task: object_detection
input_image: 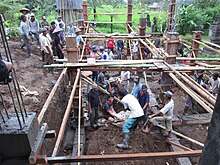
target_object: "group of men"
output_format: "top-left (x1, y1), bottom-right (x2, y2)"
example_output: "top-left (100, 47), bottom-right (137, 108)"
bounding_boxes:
top-left (19, 7), bottom-right (66, 64)
top-left (87, 71), bottom-right (175, 149)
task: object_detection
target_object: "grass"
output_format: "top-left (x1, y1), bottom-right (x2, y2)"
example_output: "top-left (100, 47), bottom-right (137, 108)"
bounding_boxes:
top-left (88, 7), bottom-right (168, 33)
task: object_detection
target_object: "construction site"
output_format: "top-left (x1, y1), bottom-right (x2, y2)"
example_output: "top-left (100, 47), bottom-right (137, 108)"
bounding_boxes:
top-left (0, 0), bottom-right (220, 165)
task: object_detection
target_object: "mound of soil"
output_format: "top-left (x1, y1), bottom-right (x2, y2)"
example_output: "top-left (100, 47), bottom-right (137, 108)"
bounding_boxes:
top-left (85, 125), bottom-right (178, 165)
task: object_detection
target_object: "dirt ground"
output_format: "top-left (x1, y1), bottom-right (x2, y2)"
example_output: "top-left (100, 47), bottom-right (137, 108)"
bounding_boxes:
top-left (0, 39), bottom-right (67, 155)
top-left (1, 39), bottom-right (208, 164)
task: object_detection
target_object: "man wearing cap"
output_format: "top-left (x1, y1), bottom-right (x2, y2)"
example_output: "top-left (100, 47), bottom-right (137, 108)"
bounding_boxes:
top-left (29, 13), bottom-right (40, 47)
top-left (137, 85), bottom-right (150, 119)
top-left (142, 91), bottom-right (174, 137)
top-left (53, 26), bottom-right (64, 60)
top-left (117, 88), bottom-right (144, 149)
top-left (20, 15), bottom-right (31, 56)
top-left (103, 94), bottom-right (122, 123)
top-left (90, 45), bottom-right (99, 81)
top-left (40, 28), bottom-right (53, 64)
top-left (88, 84), bottom-right (102, 128)
top-left (55, 16), bottom-right (65, 30)
top-left (41, 16), bottom-right (49, 28)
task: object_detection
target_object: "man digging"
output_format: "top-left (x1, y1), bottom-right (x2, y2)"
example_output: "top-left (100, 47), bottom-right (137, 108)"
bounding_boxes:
top-left (142, 91), bottom-right (174, 137)
top-left (117, 88), bottom-right (144, 149)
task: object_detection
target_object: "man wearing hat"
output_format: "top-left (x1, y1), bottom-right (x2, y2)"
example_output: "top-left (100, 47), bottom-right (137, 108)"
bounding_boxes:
top-left (75, 28), bottom-right (84, 47)
top-left (41, 16), bottom-right (49, 28)
top-left (40, 28), bottom-right (53, 64)
top-left (88, 84), bottom-right (102, 128)
top-left (29, 13), bottom-right (40, 47)
top-left (53, 26), bottom-right (64, 60)
top-left (137, 85), bottom-right (150, 119)
top-left (131, 76), bottom-right (142, 98)
top-left (142, 91), bottom-right (174, 137)
top-left (55, 16), bottom-right (65, 30)
top-left (20, 8), bottom-right (30, 24)
top-left (20, 15), bottom-right (31, 56)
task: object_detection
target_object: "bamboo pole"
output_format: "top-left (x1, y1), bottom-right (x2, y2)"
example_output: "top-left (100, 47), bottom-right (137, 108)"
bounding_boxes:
top-left (88, 11), bottom-right (168, 15)
top-left (202, 40), bottom-right (220, 49)
top-left (139, 39), bottom-right (161, 58)
top-left (138, 43), bottom-right (148, 84)
top-left (164, 61), bottom-right (216, 106)
top-left (78, 78), bottom-right (82, 158)
top-left (52, 69), bottom-right (81, 157)
top-left (166, 140), bottom-right (194, 151)
top-left (157, 124), bottom-right (204, 147)
top-left (128, 40), bottom-right (133, 60)
top-left (169, 72), bottom-right (213, 114)
top-left (85, 21), bottom-right (127, 24)
top-left (182, 72), bottom-right (216, 101)
top-left (192, 39), bottom-right (220, 54)
top-left (127, 23), bottom-right (134, 33)
top-left (38, 68), bottom-right (67, 123)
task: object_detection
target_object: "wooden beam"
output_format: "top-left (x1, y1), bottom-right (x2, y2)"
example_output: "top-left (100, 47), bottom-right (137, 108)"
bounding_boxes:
top-left (37, 68), bottom-right (67, 123)
top-left (192, 39), bottom-right (220, 54)
top-left (52, 69), bottom-right (81, 157)
top-left (166, 140), bottom-right (193, 151)
top-left (85, 21), bottom-right (127, 24)
top-left (45, 150), bottom-right (202, 163)
top-left (157, 124), bottom-right (204, 147)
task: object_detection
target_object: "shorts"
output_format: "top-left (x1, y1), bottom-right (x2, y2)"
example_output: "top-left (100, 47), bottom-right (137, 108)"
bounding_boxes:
top-left (0, 60), bottom-right (8, 81)
top-left (103, 114), bottom-right (114, 120)
top-left (150, 116), bottom-right (172, 131)
top-left (30, 32), bottom-right (40, 40)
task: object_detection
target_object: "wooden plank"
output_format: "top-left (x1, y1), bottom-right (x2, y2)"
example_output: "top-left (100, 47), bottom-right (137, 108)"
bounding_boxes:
top-left (45, 150), bottom-right (202, 163)
top-left (38, 68), bottom-right (67, 123)
top-left (167, 134), bottom-right (193, 165)
top-left (195, 61), bottom-right (215, 68)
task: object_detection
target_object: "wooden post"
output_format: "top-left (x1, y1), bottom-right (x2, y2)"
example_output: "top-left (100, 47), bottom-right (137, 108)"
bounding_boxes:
top-left (166, 0), bottom-right (176, 33)
top-left (139, 17), bottom-right (146, 59)
top-left (192, 31), bottom-right (203, 57)
top-left (126, 0), bottom-right (133, 56)
top-left (82, 1), bottom-right (88, 22)
top-left (161, 32), bottom-right (179, 91)
top-left (66, 37), bottom-right (79, 84)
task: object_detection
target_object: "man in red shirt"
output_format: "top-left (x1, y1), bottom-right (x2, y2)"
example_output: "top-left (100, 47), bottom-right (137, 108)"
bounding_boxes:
top-left (107, 37), bottom-right (114, 53)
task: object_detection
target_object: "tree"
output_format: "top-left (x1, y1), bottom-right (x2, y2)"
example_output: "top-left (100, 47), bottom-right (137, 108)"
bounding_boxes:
top-left (87, 0), bottom-right (103, 21)
top-left (194, 0), bottom-right (220, 9)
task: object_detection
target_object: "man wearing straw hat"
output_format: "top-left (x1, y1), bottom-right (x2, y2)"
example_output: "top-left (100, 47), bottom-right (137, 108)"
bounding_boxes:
top-left (19, 8), bottom-right (30, 23)
top-left (53, 26), bottom-right (65, 60)
top-left (75, 28), bottom-right (84, 48)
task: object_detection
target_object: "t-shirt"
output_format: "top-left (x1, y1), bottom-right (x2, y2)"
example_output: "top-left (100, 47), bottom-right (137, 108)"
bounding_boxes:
top-left (76, 35), bottom-right (84, 46)
top-left (121, 94), bottom-right (144, 118)
top-left (88, 90), bottom-right (99, 107)
top-left (208, 78), bottom-right (220, 94)
top-left (97, 72), bottom-right (105, 86)
top-left (55, 20), bottom-right (65, 29)
top-left (131, 83), bottom-right (142, 98)
top-left (54, 34), bottom-right (62, 53)
top-left (20, 21), bottom-right (29, 37)
top-left (116, 40), bottom-right (124, 49)
top-left (103, 101), bottom-right (113, 116)
top-left (107, 39), bottom-right (114, 48)
top-left (137, 90), bottom-right (150, 108)
top-left (160, 99), bottom-right (174, 120)
top-left (121, 71), bottom-right (130, 81)
top-left (29, 19), bottom-right (39, 33)
top-left (40, 34), bottom-right (52, 54)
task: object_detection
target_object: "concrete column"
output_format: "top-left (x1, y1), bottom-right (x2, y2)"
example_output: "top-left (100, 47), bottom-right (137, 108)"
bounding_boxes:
top-left (166, 0), bottom-right (176, 33)
top-left (139, 17), bottom-right (146, 59)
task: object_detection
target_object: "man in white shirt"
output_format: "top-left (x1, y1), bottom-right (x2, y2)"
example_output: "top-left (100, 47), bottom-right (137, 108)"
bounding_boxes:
top-left (120, 71), bottom-right (130, 91)
top-left (40, 28), bottom-right (53, 64)
top-left (117, 88), bottom-right (144, 149)
top-left (55, 16), bottom-right (65, 30)
top-left (75, 28), bottom-right (84, 47)
top-left (143, 91), bottom-right (174, 137)
top-left (208, 72), bottom-right (220, 96)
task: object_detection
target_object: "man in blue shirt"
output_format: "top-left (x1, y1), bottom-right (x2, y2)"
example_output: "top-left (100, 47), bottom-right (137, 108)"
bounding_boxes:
top-left (131, 76), bottom-right (142, 98)
top-left (137, 85), bottom-right (150, 119)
